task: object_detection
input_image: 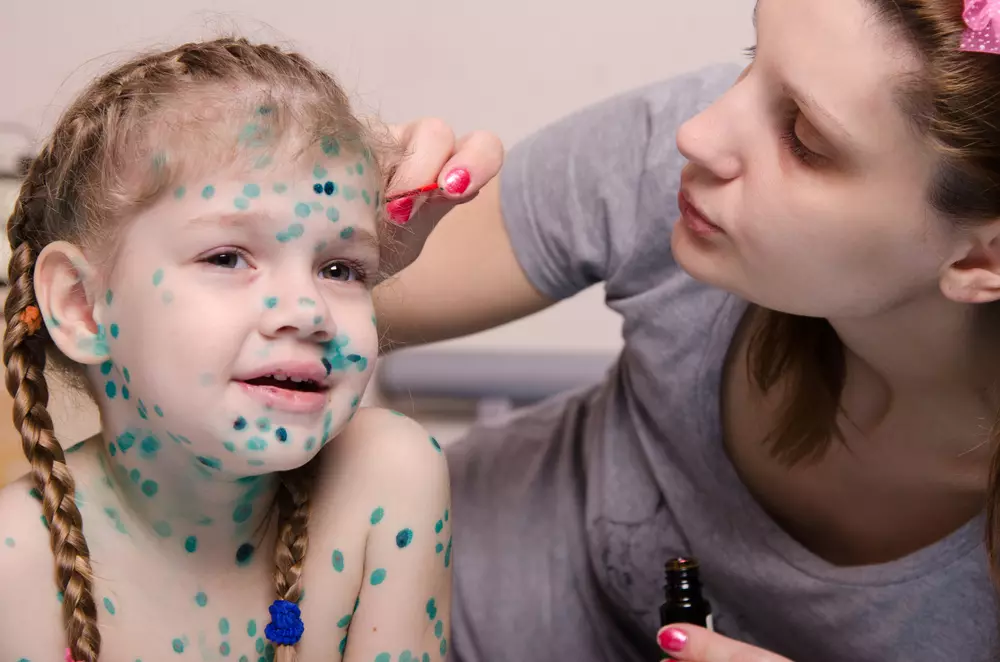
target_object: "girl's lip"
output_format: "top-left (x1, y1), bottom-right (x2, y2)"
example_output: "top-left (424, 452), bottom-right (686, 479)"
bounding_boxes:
top-left (235, 381), bottom-right (329, 413)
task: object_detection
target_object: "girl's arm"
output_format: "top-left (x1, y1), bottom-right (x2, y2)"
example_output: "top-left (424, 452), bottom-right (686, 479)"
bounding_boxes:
top-left (339, 409), bottom-right (452, 662)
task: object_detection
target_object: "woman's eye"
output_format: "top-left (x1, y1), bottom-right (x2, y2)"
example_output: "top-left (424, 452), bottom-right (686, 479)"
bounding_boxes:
top-left (204, 252), bottom-right (250, 269)
top-left (320, 261), bottom-right (361, 282)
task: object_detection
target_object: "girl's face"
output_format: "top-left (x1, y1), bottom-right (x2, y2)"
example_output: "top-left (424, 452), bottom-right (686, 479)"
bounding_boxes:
top-left (74, 139), bottom-right (381, 476)
top-left (672, 0), bottom-right (991, 318)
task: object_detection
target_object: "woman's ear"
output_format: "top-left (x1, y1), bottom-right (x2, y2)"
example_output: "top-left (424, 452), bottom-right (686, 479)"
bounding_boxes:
top-left (941, 226), bottom-right (1000, 304)
top-left (33, 241), bottom-right (109, 365)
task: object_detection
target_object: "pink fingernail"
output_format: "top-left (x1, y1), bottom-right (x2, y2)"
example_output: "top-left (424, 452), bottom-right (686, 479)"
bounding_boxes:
top-left (657, 628), bottom-right (688, 653)
top-left (444, 168), bottom-right (471, 195)
top-left (387, 197), bottom-right (414, 224)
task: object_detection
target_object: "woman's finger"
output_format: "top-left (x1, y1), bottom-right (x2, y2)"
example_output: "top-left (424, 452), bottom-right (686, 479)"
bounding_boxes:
top-left (434, 129), bottom-right (504, 201)
top-left (658, 626), bottom-right (793, 662)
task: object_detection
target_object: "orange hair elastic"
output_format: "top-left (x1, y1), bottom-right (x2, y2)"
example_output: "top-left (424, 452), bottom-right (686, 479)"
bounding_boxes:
top-left (19, 305), bottom-right (42, 335)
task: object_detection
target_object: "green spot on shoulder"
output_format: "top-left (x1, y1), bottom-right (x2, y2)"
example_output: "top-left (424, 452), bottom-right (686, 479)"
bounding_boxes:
top-left (396, 528), bottom-right (413, 548)
top-left (152, 269), bottom-right (164, 287)
top-left (370, 507), bottom-right (384, 525)
top-left (370, 568), bottom-right (386, 585)
top-left (321, 136), bottom-right (340, 156)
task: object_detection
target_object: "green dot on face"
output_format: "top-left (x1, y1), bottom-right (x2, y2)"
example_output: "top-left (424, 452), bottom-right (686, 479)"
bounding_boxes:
top-left (264, 296), bottom-right (278, 309)
top-left (396, 528), bottom-right (413, 548)
top-left (129, 468), bottom-right (140, 484)
top-left (340, 226), bottom-right (354, 239)
top-left (234, 196), bottom-right (250, 210)
top-left (223, 441), bottom-right (236, 452)
top-left (185, 536), bottom-right (198, 553)
top-left (100, 360), bottom-right (113, 375)
top-left (102, 596), bottom-right (115, 614)
top-left (153, 520), bottom-right (172, 537)
top-left (104, 381), bottom-right (117, 399)
top-left (233, 503), bottom-right (253, 523)
top-left (172, 638), bottom-right (184, 653)
top-left (195, 591), bottom-right (207, 606)
top-left (218, 617), bottom-right (230, 635)
top-left (313, 164), bottom-right (328, 179)
top-left (141, 480), bottom-right (159, 497)
top-left (243, 183), bottom-right (261, 198)
top-left (123, 367), bottom-right (131, 382)
top-left (201, 185), bottom-right (216, 199)
top-left (312, 315), bottom-right (323, 325)
top-left (3, 537), bottom-right (13, 547)
top-left (110, 323), bottom-right (119, 338)
top-left (370, 568), bottom-right (386, 585)
top-left (273, 182), bottom-right (288, 194)
top-left (332, 549), bottom-right (344, 572)
top-left (370, 507), bottom-right (384, 525)
top-left (325, 206), bottom-right (340, 222)
top-left (152, 269), bottom-right (164, 286)
top-left (154, 405), bottom-right (164, 417)
top-left (294, 202), bottom-right (311, 218)
top-left (220, 642), bottom-right (231, 656)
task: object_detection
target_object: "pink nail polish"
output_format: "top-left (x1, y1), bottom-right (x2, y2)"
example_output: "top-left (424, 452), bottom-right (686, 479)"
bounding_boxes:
top-left (444, 168), bottom-right (471, 195)
top-left (657, 628), bottom-right (688, 653)
top-left (387, 197), bottom-right (414, 224)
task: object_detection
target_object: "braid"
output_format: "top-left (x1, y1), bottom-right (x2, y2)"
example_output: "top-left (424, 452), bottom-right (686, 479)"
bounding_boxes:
top-left (3, 234), bottom-right (100, 660)
top-left (271, 466), bottom-right (316, 661)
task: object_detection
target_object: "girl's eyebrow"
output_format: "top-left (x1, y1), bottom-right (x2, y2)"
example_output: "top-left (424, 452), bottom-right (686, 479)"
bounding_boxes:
top-left (184, 211), bottom-right (381, 250)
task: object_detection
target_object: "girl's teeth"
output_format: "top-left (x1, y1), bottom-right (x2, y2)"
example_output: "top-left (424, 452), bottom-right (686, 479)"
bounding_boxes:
top-left (290, 377), bottom-right (305, 383)
top-left (272, 374), bottom-right (288, 381)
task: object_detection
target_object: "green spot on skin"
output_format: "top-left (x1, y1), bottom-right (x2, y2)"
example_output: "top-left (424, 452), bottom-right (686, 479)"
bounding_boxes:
top-left (313, 315), bottom-right (323, 325)
top-left (435, 620), bottom-right (443, 638)
top-left (441, 639), bottom-right (448, 656)
top-left (195, 591), bottom-right (207, 606)
top-left (332, 549), bottom-right (344, 572)
top-left (198, 456), bottom-right (222, 470)
top-left (435, 520), bottom-right (443, 534)
top-left (336, 613), bottom-right (352, 628)
top-left (129, 468), bottom-right (140, 484)
top-left (256, 417), bottom-right (271, 431)
top-left (310, 200), bottom-right (323, 212)
top-left (254, 155), bottom-right (273, 169)
top-left (370, 568), bottom-right (386, 585)
top-left (361, 190), bottom-right (371, 205)
top-left (264, 296), bottom-right (278, 309)
top-left (375, 654), bottom-right (390, 662)
top-left (140, 435), bottom-right (161, 459)
top-left (154, 405), bottom-right (164, 417)
top-left (122, 386), bottom-right (130, 400)
top-left (444, 536), bottom-right (452, 568)
top-left (298, 297), bottom-right (315, 307)
top-left (105, 381), bottom-right (117, 399)
top-left (174, 186), bottom-right (186, 199)
top-left (153, 520), bottom-right (172, 537)
top-left (118, 431), bottom-right (136, 453)
top-left (123, 367), bottom-right (131, 383)
top-left (294, 202), bottom-right (311, 218)
top-left (273, 183), bottom-right (287, 194)
top-left (396, 528), bottom-right (413, 548)
top-left (256, 637), bottom-right (265, 653)
top-left (247, 437), bottom-right (268, 451)
top-left (233, 502), bottom-right (253, 523)
top-left (313, 164), bottom-right (328, 179)
top-left (426, 598), bottom-right (437, 620)
top-left (172, 638), bottom-right (185, 653)
top-left (304, 436), bottom-right (316, 451)
top-left (110, 323), bottom-right (119, 338)
top-left (141, 480), bottom-right (159, 497)
top-left (57, 591), bottom-right (63, 603)
top-left (223, 441), bottom-right (236, 452)
top-left (185, 536), bottom-right (198, 553)
top-left (435, 542), bottom-right (443, 553)
top-left (221, 642), bottom-right (231, 656)
top-left (219, 617), bottom-right (230, 634)
top-left (340, 226), bottom-right (354, 239)
top-left (4, 537), bottom-right (14, 547)
top-left (430, 436), bottom-right (442, 452)
top-left (314, 240), bottom-right (328, 253)
top-left (276, 223), bottom-right (305, 242)
top-left (343, 185), bottom-right (357, 201)
top-left (326, 206), bottom-right (340, 222)
top-left (105, 290), bottom-right (113, 305)
top-left (162, 290), bottom-right (174, 304)
top-left (202, 185), bottom-right (216, 199)
top-left (152, 269), bottom-right (164, 286)
top-left (243, 183), bottom-right (261, 198)
top-left (103, 597), bottom-right (115, 615)
top-left (235, 196), bottom-right (250, 210)
top-left (371, 507), bottom-right (384, 525)
top-left (248, 619), bottom-right (257, 637)
top-left (321, 136), bottom-right (340, 156)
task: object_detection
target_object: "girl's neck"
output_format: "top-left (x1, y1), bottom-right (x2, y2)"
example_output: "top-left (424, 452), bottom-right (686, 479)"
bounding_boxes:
top-left (74, 431), bottom-right (281, 572)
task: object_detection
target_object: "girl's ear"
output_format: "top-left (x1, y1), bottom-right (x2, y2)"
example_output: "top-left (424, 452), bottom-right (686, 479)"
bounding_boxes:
top-left (33, 241), bottom-right (109, 365)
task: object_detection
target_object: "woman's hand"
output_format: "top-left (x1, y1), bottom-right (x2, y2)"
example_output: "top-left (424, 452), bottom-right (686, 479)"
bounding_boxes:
top-left (658, 626), bottom-right (794, 662)
top-left (379, 119), bottom-right (503, 275)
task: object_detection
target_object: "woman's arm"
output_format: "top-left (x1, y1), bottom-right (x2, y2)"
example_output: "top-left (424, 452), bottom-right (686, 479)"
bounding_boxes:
top-left (338, 409), bottom-right (453, 662)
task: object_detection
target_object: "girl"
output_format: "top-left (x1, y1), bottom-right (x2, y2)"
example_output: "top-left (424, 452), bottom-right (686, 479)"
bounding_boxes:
top-left (0, 37), bottom-right (466, 662)
top-left (378, 0), bottom-right (1000, 660)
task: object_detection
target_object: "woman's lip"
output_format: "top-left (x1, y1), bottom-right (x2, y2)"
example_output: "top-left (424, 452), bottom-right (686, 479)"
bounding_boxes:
top-left (235, 381), bottom-right (329, 413)
top-left (678, 190), bottom-right (724, 236)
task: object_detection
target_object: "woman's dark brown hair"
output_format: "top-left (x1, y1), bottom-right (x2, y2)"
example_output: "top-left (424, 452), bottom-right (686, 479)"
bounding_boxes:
top-left (3, 37), bottom-right (391, 662)
top-left (747, 0), bottom-right (1000, 585)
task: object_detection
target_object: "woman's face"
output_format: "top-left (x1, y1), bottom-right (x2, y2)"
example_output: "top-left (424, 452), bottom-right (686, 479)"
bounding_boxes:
top-left (672, 0), bottom-right (979, 318)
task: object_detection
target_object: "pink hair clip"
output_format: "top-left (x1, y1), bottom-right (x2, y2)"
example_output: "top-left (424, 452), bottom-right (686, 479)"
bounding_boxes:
top-left (961, 0), bottom-right (1000, 54)
top-left (65, 648), bottom-right (81, 662)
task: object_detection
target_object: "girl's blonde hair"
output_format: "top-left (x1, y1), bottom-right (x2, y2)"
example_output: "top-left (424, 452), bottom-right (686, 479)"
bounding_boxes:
top-left (4, 36), bottom-right (392, 662)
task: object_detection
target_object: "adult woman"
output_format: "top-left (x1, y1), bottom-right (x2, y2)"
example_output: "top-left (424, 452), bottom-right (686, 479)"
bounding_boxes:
top-left (381, 0), bottom-right (1000, 659)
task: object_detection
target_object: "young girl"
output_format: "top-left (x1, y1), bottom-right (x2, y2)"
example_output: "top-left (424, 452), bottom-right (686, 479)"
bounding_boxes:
top-left (0, 37), bottom-right (454, 662)
top-left (375, 0), bottom-right (1000, 660)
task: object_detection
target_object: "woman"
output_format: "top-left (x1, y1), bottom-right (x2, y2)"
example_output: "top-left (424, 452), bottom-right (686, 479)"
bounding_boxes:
top-left (380, 0), bottom-right (1000, 659)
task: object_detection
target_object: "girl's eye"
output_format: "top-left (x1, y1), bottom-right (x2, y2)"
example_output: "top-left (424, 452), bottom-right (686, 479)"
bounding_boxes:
top-left (203, 251), bottom-right (251, 269)
top-left (320, 261), bottom-right (362, 283)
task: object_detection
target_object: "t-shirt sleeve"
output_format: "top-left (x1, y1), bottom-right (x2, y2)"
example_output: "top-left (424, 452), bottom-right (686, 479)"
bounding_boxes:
top-left (500, 64), bottom-right (742, 301)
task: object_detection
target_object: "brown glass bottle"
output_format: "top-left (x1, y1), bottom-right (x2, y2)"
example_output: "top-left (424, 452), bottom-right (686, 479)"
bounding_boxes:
top-left (659, 557), bottom-right (713, 632)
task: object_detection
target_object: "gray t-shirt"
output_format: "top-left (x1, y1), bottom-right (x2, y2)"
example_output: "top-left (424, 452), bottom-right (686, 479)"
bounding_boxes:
top-left (445, 64), bottom-right (997, 662)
